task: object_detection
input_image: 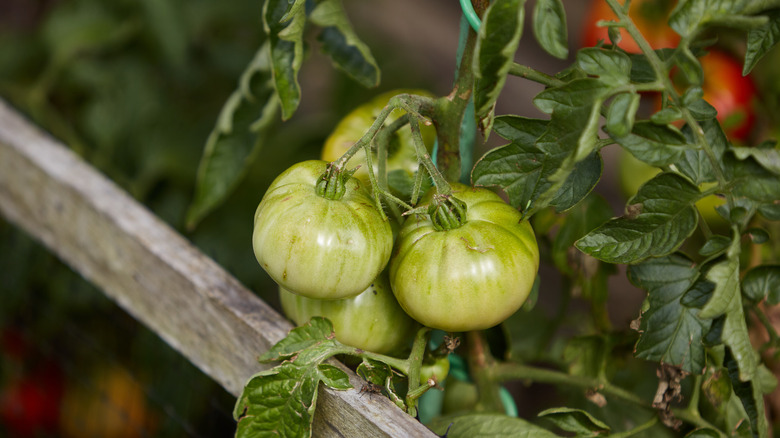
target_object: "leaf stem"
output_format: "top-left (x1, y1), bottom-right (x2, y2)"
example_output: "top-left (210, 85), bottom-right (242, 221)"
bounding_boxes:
top-left (508, 63), bottom-right (565, 87)
top-left (410, 118), bottom-right (451, 197)
top-left (405, 327), bottom-right (432, 417)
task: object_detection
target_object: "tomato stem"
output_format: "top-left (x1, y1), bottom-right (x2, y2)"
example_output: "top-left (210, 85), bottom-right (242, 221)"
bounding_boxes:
top-left (404, 327), bottom-right (432, 417)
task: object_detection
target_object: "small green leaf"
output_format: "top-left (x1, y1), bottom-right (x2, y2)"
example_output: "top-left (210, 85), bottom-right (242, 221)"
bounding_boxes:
top-left (534, 78), bottom-right (610, 114)
top-left (356, 358), bottom-right (393, 386)
top-left (686, 98), bottom-right (718, 121)
top-left (725, 349), bottom-right (769, 438)
top-left (473, 0), bottom-right (526, 126)
top-left (576, 48), bottom-right (631, 83)
top-left (538, 407), bottom-right (610, 436)
top-left (532, 0), bottom-right (568, 59)
top-left (605, 92), bottom-right (640, 138)
top-left (700, 235), bottom-right (758, 382)
top-left (309, 0), bottom-right (380, 88)
top-left (186, 44), bottom-right (279, 229)
top-left (731, 144), bottom-right (780, 175)
top-left (742, 265), bottom-right (780, 305)
top-left (744, 10), bottom-right (780, 74)
top-left (576, 173), bottom-right (701, 264)
top-left (264, 0), bottom-right (307, 120)
top-left (650, 107), bottom-right (683, 125)
top-left (259, 317), bottom-right (339, 363)
top-left (758, 204), bottom-right (780, 220)
top-left (627, 254), bottom-right (711, 374)
top-left (318, 363), bottom-right (352, 390)
top-left (699, 235), bottom-right (731, 257)
top-left (676, 120), bottom-right (728, 185)
top-left (747, 227), bottom-right (770, 244)
top-left (428, 413), bottom-right (557, 438)
top-left (609, 122), bottom-right (687, 167)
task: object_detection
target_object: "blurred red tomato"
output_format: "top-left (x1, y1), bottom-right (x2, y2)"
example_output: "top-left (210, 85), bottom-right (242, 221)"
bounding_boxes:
top-left (581, 0), bottom-right (679, 52)
top-left (698, 50), bottom-right (757, 142)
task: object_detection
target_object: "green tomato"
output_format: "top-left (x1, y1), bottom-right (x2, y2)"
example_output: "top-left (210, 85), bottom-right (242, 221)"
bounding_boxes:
top-left (279, 271), bottom-right (418, 355)
top-left (419, 357), bottom-right (450, 386)
top-left (253, 160), bottom-right (393, 299)
top-left (389, 183), bottom-right (540, 332)
top-left (321, 89), bottom-right (436, 182)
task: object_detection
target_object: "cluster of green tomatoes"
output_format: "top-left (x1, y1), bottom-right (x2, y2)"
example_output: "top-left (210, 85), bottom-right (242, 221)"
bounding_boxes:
top-left (252, 91), bottom-right (541, 358)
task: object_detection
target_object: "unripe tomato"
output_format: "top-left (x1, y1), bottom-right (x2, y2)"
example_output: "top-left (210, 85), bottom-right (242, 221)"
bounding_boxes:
top-left (581, 0), bottom-right (679, 52)
top-left (279, 271), bottom-right (418, 355)
top-left (419, 357), bottom-right (450, 386)
top-left (389, 184), bottom-right (540, 332)
top-left (59, 366), bottom-right (155, 438)
top-left (253, 160), bottom-right (393, 299)
top-left (321, 89), bottom-right (436, 182)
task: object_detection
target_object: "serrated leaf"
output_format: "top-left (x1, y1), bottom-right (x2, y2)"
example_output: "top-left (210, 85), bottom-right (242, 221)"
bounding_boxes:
top-left (532, 0), bottom-right (568, 59)
top-left (627, 254), bottom-right (711, 374)
top-left (731, 145), bottom-right (780, 175)
top-left (474, 112), bottom-right (601, 215)
top-left (533, 78), bottom-right (610, 114)
top-left (186, 44), bottom-right (279, 229)
top-left (309, 0), bottom-right (380, 88)
top-left (538, 407), bottom-right (610, 436)
top-left (473, 0), bottom-right (525, 126)
top-left (700, 236), bottom-right (758, 382)
top-left (605, 92), bottom-right (640, 138)
top-left (686, 98), bottom-right (718, 121)
top-left (675, 120), bottom-right (728, 185)
top-left (576, 173), bottom-right (700, 264)
top-left (744, 10), bottom-right (780, 74)
top-left (668, 0), bottom-right (767, 38)
top-left (576, 48), bottom-right (631, 83)
top-left (609, 121), bottom-right (687, 166)
top-left (259, 317), bottom-right (339, 363)
top-left (264, 0), bottom-right (306, 120)
top-left (234, 360), bottom-right (351, 438)
top-left (742, 265), bottom-right (780, 304)
top-left (725, 349), bottom-right (769, 438)
top-left (727, 152), bottom-right (780, 204)
top-left (428, 413), bottom-right (557, 438)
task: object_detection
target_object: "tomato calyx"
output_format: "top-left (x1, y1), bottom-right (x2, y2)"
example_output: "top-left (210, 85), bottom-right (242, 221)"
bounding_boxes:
top-left (315, 163), bottom-right (358, 200)
top-left (428, 194), bottom-right (468, 231)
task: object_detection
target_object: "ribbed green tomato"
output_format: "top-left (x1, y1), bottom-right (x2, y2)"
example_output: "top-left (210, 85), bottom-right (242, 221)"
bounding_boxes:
top-left (253, 160), bottom-right (393, 299)
top-left (279, 271), bottom-right (418, 355)
top-left (389, 184), bottom-right (540, 332)
top-left (321, 89), bottom-right (436, 182)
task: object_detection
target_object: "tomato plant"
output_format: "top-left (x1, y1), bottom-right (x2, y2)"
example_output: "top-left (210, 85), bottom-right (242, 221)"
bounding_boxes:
top-left (279, 270), bottom-right (418, 355)
top-left (390, 183), bottom-right (539, 332)
top-left (183, 0), bottom-right (780, 437)
top-left (252, 160), bottom-right (393, 299)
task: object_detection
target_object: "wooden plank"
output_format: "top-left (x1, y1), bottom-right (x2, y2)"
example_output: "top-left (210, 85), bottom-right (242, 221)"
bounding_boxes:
top-left (0, 99), bottom-right (437, 437)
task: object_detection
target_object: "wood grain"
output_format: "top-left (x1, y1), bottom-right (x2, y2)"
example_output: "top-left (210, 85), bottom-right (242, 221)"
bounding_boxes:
top-left (0, 99), bottom-right (436, 437)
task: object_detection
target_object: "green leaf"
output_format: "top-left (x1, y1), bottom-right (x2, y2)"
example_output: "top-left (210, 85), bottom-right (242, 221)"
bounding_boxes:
top-left (576, 173), bottom-right (701, 264)
top-left (686, 98), bottom-right (718, 121)
top-left (669, 0), bottom-right (771, 38)
top-left (627, 254), bottom-right (711, 374)
top-left (552, 194), bottom-right (612, 276)
top-left (699, 235), bottom-right (731, 257)
top-left (650, 107), bottom-right (683, 125)
top-left (356, 358), bottom-right (393, 386)
top-left (731, 144), bottom-right (780, 175)
top-left (742, 265), bottom-right (780, 305)
top-left (186, 44), bottom-right (279, 229)
top-left (473, 113), bottom-right (601, 215)
top-left (727, 151), bottom-right (780, 204)
top-left (576, 48), bottom-right (631, 83)
top-left (538, 407), bottom-right (610, 436)
top-left (532, 0), bottom-right (568, 59)
top-left (428, 413), bottom-right (557, 438)
top-left (533, 78), bottom-right (610, 114)
top-left (676, 120), bottom-right (728, 185)
top-left (744, 10), bottom-right (780, 74)
top-left (725, 349), bottom-right (769, 438)
top-left (264, 0), bottom-right (307, 120)
top-left (259, 317), bottom-right (339, 363)
top-left (473, 0), bottom-right (526, 129)
top-left (700, 236), bottom-right (758, 382)
top-left (309, 0), bottom-right (380, 88)
top-left (605, 92), bottom-right (640, 138)
top-left (608, 122), bottom-right (688, 167)
top-left (234, 360), bottom-right (351, 438)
